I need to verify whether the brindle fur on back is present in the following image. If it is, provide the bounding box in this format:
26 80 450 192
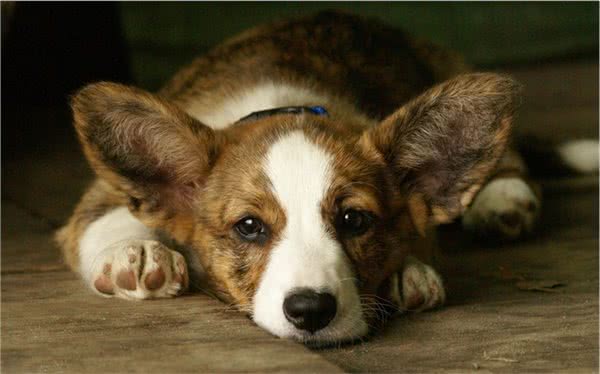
161 10 466 120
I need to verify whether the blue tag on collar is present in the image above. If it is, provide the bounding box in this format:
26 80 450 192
308 106 328 115
235 106 328 124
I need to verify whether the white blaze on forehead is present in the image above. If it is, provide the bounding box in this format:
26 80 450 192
253 130 366 343
266 131 333 238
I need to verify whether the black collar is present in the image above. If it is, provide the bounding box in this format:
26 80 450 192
235 106 328 124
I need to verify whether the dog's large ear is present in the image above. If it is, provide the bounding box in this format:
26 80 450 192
361 73 521 230
72 82 223 225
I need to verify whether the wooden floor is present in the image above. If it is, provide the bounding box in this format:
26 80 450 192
2 61 598 372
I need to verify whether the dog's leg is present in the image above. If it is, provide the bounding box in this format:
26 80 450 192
80 207 189 299
462 148 541 240
389 256 446 312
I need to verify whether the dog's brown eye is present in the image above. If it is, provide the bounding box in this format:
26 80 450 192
338 209 373 237
235 216 266 242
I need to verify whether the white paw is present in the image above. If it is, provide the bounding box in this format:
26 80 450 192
89 240 188 300
462 178 540 240
558 139 599 174
392 256 446 312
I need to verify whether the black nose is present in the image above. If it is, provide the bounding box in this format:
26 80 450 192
283 289 337 333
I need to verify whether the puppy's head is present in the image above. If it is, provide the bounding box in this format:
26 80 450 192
72 73 520 345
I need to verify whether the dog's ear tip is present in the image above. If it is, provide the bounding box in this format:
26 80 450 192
450 72 524 126
71 81 142 107
453 72 523 94
492 73 523 102
73 81 111 97
70 81 114 112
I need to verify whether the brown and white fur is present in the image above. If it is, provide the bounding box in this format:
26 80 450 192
56 11 574 346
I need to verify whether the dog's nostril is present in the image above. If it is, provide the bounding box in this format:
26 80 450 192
283 289 337 333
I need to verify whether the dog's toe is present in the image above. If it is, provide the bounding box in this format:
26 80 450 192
462 177 540 240
90 240 189 300
395 256 446 312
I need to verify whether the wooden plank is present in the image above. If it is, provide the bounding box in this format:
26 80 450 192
497 61 598 140
323 296 597 373
509 61 598 109
320 234 599 372
1 202 66 273
2 149 92 227
1 272 344 373
515 108 598 140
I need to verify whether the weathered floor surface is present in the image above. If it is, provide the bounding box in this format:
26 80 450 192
2 61 598 372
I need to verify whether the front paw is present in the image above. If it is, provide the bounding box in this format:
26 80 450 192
391 256 446 312
462 177 540 240
90 240 188 300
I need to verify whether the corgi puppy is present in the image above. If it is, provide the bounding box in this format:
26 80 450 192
57 11 542 346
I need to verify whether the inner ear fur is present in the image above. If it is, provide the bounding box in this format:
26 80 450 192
71 82 223 219
362 73 522 228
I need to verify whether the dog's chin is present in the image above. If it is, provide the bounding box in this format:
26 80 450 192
276 322 369 348
253 307 369 348
294 321 369 348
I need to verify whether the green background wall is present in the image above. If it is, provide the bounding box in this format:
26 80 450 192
119 2 599 90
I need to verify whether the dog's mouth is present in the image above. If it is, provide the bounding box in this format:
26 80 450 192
299 329 368 349
255 303 369 347
250 287 401 347
258 296 400 347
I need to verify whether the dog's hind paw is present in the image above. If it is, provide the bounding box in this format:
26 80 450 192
462 177 540 240
90 240 188 300
391 256 446 312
